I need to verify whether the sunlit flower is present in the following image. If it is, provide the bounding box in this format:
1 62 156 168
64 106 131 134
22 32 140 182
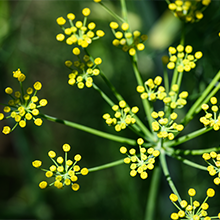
120 138 160 179
0 68 47 134
202 151 220 185
168 0 211 23
32 143 89 190
103 100 139 132
167 45 202 72
56 8 104 48
151 110 184 140
136 76 188 109
200 97 220 131
65 54 101 89
170 187 219 219
110 21 147 56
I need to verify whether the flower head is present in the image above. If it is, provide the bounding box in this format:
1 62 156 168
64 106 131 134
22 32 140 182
202 151 220 185
167 45 202 73
136 76 188 109
103 100 139 132
200 97 220 131
168 0 211 23
56 8 104 48
32 143 89 190
110 21 147 56
66 54 101 89
0 69 47 134
151 110 184 140
170 187 219 220
120 138 160 179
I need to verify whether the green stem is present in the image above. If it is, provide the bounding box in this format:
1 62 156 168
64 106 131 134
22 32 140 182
168 146 220 156
41 114 136 146
166 153 207 171
160 148 181 201
92 83 115 106
164 127 213 148
99 2 125 23
132 60 153 130
120 0 128 22
182 70 220 125
163 63 169 93
144 165 161 220
88 158 124 173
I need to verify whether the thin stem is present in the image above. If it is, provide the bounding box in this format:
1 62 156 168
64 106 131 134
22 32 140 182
132 60 153 130
41 114 137 146
168 146 220 156
99 2 125 23
164 127 213 148
144 165 161 220
160 148 181 202
88 158 124 173
120 0 128 22
163 63 170 93
92 83 115 106
166 154 207 171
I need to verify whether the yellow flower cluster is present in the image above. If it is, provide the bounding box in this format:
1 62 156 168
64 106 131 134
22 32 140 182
103 100 139 132
167 45 203 72
200 97 220 131
170 188 219 220
56 8 105 48
0 69 47 135
120 138 160 179
168 0 211 23
202 151 220 185
151 110 184 140
65 54 102 89
32 143 89 191
110 21 148 56
137 76 188 109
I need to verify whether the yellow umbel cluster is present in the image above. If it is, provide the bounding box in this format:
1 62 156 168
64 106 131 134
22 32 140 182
56 8 105 48
110 21 147 56
168 0 211 23
137 77 188 109
200 97 220 131
151 110 184 140
103 100 139 132
32 143 89 191
167 45 203 73
170 188 218 220
0 68 47 135
120 138 160 179
65 54 101 89
202 151 220 185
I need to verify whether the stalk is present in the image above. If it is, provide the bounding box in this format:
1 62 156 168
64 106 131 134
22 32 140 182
41 114 136 146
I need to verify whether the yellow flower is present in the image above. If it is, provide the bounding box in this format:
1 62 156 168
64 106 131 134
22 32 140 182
67 55 101 89
167 45 202 73
200 97 220 131
56 9 104 49
202 151 220 185
170 188 217 220
110 21 147 56
103 101 138 132
120 139 160 179
0 69 47 135
167 0 211 23
32 143 88 190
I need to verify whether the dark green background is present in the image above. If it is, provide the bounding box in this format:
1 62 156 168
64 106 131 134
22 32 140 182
0 0 220 219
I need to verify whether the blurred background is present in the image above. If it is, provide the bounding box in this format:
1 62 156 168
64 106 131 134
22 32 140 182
0 0 220 219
